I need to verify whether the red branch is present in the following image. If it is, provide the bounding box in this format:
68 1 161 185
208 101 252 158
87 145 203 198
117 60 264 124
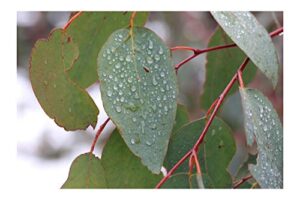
174 27 283 73
63 11 83 30
90 117 110 153
156 27 283 188
233 175 253 188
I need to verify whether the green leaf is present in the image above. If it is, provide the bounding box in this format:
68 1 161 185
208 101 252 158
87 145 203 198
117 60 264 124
97 27 178 174
164 118 236 188
211 11 280 88
61 153 106 188
62 129 162 188
29 29 99 131
239 88 283 188
201 27 256 109
66 12 149 88
172 104 189 134
162 173 205 189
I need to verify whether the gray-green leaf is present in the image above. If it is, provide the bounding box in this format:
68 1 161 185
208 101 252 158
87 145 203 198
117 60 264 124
239 88 283 188
97 27 178 174
211 11 279 88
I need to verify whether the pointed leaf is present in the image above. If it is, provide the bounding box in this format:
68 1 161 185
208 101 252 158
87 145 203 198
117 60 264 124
66 12 149 88
211 11 279 88
239 88 283 188
164 118 236 188
97 27 178 174
62 129 162 188
29 29 99 131
201 27 256 109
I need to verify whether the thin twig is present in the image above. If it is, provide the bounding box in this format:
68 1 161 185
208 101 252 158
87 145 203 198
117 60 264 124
63 11 83 30
233 175 253 189
90 117 110 153
156 27 283 188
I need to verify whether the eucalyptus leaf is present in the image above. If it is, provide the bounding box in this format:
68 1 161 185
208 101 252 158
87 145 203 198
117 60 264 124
201 27 256 109
164 118 236 188
62 129 162 188
211 11 279 88
66 12 149 88
97 27 178 174
29 29 99 131
239 88 283 188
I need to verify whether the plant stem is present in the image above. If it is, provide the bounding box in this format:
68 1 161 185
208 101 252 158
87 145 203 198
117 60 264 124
174 27 283 73
89 117 110 153
233 175 253 188
63 12 83 30
156 27 283 188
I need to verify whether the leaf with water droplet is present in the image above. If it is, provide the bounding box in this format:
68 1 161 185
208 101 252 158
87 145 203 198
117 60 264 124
29 29 99 131
65 12 149 88
211 11 280 88
62 129 162 188
98 27 178 174
164 117 236 188
239 88 283 188
201 27 256 109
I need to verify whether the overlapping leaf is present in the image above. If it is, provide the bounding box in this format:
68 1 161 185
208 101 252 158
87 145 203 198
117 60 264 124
164 118 236 188
97 27 178 174
239 88 283 188
62 129 162 188
211 11 279 88
66 12 149 88
29 29 99 130
201 27 256 109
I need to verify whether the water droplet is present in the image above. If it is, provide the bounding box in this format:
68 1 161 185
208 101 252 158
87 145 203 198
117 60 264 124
120 97 125 102
152 76 158 86
154 54 160 61
212 129 216 136
107 90 113 97
68 107 72 113
263 125 268 132
164 105 168 112
126 55 131 62
118 82 123 88
44 60 48 65
148 40 153 49
43 80 48 85
128 78 133 83
115 63 121 69
131 85 137 92
132 117 137 122
150 124 157 130
160 71 165 77
119 56 124 61
157 96 161 101
115 106 122 113
146 141 152 146
154 64 159 69
158 46 163 55
147 57 153 64
53 84 57 88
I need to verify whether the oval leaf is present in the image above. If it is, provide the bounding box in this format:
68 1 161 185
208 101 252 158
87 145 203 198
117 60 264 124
29 29 99 131
201 27 256 109
239 88 283 188
211 11 279 88
98 27 178 174
62 129 162 188
164 118 236 188
66 12 149 88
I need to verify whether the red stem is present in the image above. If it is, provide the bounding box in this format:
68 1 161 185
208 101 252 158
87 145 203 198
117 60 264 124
156 27 283 188
63 11 83 30
174 27 283 73
90 117 110 153
233 175 253 188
